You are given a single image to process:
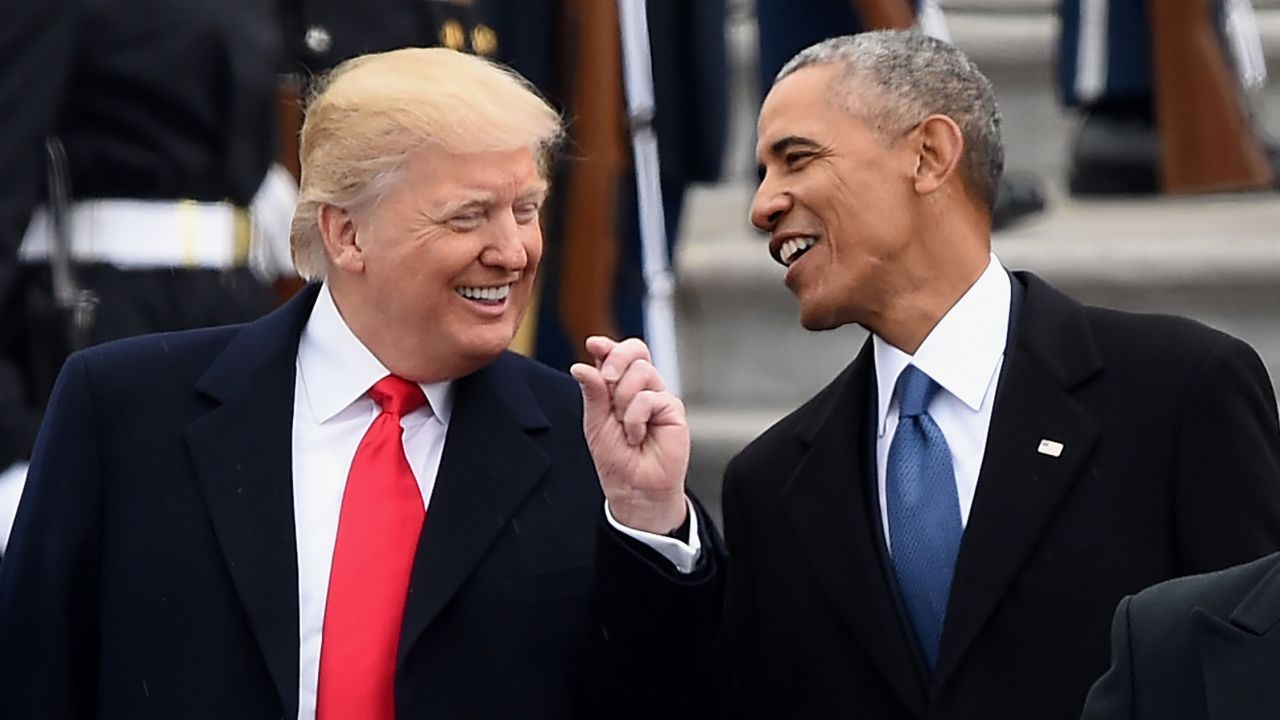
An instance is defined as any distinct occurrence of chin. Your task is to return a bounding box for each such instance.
[797,305,846,332]
[459,327,519,362]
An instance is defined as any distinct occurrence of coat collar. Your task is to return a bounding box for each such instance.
[934,272,1103,685]
[1195,556,1280,719]
[185,284,321,719]
[397,351,551,665]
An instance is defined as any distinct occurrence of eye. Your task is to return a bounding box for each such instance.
[514,202,541,224]
[448,212,484,231]
[785,151,814,167]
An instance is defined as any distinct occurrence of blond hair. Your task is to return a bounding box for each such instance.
[290,47,564,279]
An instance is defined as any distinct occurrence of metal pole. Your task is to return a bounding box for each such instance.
[617,0,682,396]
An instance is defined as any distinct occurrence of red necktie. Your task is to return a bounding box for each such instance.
[317,375,428,720]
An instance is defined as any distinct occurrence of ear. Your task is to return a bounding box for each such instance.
[909,114,965,197]
[318,204,365,274]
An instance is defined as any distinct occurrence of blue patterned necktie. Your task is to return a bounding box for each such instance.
[886,365,963,668]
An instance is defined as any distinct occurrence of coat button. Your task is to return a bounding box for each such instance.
[305,25,332,54]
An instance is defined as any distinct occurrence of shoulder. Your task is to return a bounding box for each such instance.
[482,352,585,426]
[71,324,242,390]
[1128,551,1280,632]
[1084,304,1250,363]
[488,351,581,397]
[1019,272,1261,379]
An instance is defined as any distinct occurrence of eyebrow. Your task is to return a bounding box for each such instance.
[757,136,822,179]
[768,135,821,156]
[437,183,550,217]
[516,183,550,204]
[439,195,495,217]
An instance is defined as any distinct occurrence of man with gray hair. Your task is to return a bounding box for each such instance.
[597,30,1280,719]
[0,47,716,719]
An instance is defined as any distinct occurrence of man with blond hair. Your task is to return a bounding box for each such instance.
[0,48,716,719]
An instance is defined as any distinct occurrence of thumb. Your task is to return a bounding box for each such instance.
[569,363,611,430]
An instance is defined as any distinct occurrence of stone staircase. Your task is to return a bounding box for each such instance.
[676,1,1280,517]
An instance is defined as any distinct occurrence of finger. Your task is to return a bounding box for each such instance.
[583,336,620,367]
[599,337,654,383]
[621,389,687,445]
[569,363,611,431]
[610,359,664,421]
[621,390,658,446]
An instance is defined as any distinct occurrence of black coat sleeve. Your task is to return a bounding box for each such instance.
[588,495,724,720]
[716,459,765,720]
[0,352,103,719]
[1173,337,1280,573]
[1079,595,1137,720]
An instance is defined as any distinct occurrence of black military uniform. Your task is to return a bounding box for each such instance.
[281,0,508,78]
[0,0,283,469]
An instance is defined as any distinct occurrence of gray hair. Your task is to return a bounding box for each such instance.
[777,30,1004,212]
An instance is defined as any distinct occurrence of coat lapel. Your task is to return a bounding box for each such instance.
[184,284,321,720]
[785,343,928,715]
[1197,558,1280,719]
[935,273,1102,687]
[397,353,551,664]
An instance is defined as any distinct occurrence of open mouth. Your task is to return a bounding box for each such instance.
[456,284,512,305]
[776,236,818,267]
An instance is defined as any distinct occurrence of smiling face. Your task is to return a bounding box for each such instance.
[752,64,921,331]
[327,144,547,380]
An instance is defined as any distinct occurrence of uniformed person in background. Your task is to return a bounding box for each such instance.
[0,0,288,557]
[278,0,729,371]
[1060,0,1278,195]
[535,0,729,369]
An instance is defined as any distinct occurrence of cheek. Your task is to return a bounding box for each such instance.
[523,230,544,273]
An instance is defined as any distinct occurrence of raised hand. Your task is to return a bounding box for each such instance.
[569,336,690,534]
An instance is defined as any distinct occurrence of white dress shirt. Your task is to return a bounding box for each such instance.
[0,461,28,556]
[292,284,454,720]
[873,254,1012,552]
[291,284,700,719]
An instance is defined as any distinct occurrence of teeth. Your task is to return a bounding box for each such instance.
[457,284,512,302]
[779,236,817,266]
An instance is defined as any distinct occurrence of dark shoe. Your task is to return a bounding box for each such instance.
[1068,109,1161,196]
[992,172,1046,231]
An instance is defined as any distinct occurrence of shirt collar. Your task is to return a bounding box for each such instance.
[297,283,454,424]
[873,253,1011,436]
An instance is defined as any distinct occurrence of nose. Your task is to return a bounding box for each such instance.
[750,174,791,232]
[480,211,529,270]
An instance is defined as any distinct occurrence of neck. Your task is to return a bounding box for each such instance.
[326,278,484,383]
[868,222,991,355]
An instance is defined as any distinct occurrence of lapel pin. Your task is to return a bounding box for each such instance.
[1037,439,1064,458]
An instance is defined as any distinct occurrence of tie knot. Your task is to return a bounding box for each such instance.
[368,375,427,417]
[896,365,940,418]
